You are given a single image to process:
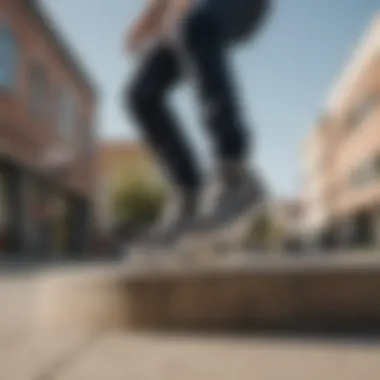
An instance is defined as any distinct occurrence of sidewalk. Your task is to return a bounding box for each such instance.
[1,267,380,380]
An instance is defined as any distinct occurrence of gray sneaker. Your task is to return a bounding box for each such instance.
[175,163,268,257]
[125,188,200,257]
[186,162,267,236]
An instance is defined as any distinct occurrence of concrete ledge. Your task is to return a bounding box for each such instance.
[35,266,131,333]
[34,255,380,333]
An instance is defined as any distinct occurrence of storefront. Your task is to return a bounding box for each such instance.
[0,159,90,260]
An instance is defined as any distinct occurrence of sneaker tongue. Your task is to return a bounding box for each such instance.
[153,189,199,233]
[157,197,181,231]
[182,192,198,215]
[220,162,248,187]
[198,178,220,217]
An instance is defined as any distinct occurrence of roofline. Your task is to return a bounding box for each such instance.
[326,13,380,113]
[23,0,98,101]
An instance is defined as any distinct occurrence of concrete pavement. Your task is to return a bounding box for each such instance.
[1,260,380,380]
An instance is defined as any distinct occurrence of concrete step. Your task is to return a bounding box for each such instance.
[2,263,380,380]
[34,254,380,333]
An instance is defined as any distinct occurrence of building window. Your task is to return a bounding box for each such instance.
[349,154,380,189]
[28,63,49,120]
[80,120,92,157]
[57,87,77,142]
[350,164,370,189]
[347,93,379,130]
[0,24,17,90]
[373,154,380,177]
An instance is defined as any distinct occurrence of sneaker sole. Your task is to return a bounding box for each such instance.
[179,197,269,256]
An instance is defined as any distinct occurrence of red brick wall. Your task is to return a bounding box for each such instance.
[0,0,96,197]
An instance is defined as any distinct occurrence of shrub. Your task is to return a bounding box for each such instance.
[112,179,167,230]
[245,211,284,250]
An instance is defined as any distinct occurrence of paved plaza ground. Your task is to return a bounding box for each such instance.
[1,259,380,380]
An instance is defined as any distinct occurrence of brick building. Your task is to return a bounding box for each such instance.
[302,14,380,248]
[0,0,97,257]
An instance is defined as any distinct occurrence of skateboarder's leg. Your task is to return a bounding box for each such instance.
[124,45,201,249]
[178,2,268,231]
[180,0,270,162]
[181,6,248,165]
[126,45,201,193]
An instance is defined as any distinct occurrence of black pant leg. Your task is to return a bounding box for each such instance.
[125,45,201,190]
[181,6,249,163]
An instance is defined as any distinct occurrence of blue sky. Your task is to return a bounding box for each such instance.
[40,0,379,197]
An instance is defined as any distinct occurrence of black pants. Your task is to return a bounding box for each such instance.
[126,4,264,191]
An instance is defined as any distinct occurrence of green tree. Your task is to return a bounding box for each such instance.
[112,179,167,231]
[245,211,284,250]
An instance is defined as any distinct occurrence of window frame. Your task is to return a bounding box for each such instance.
[27,61,49,121]
[56,86,78,144]
[0,22,18,91]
